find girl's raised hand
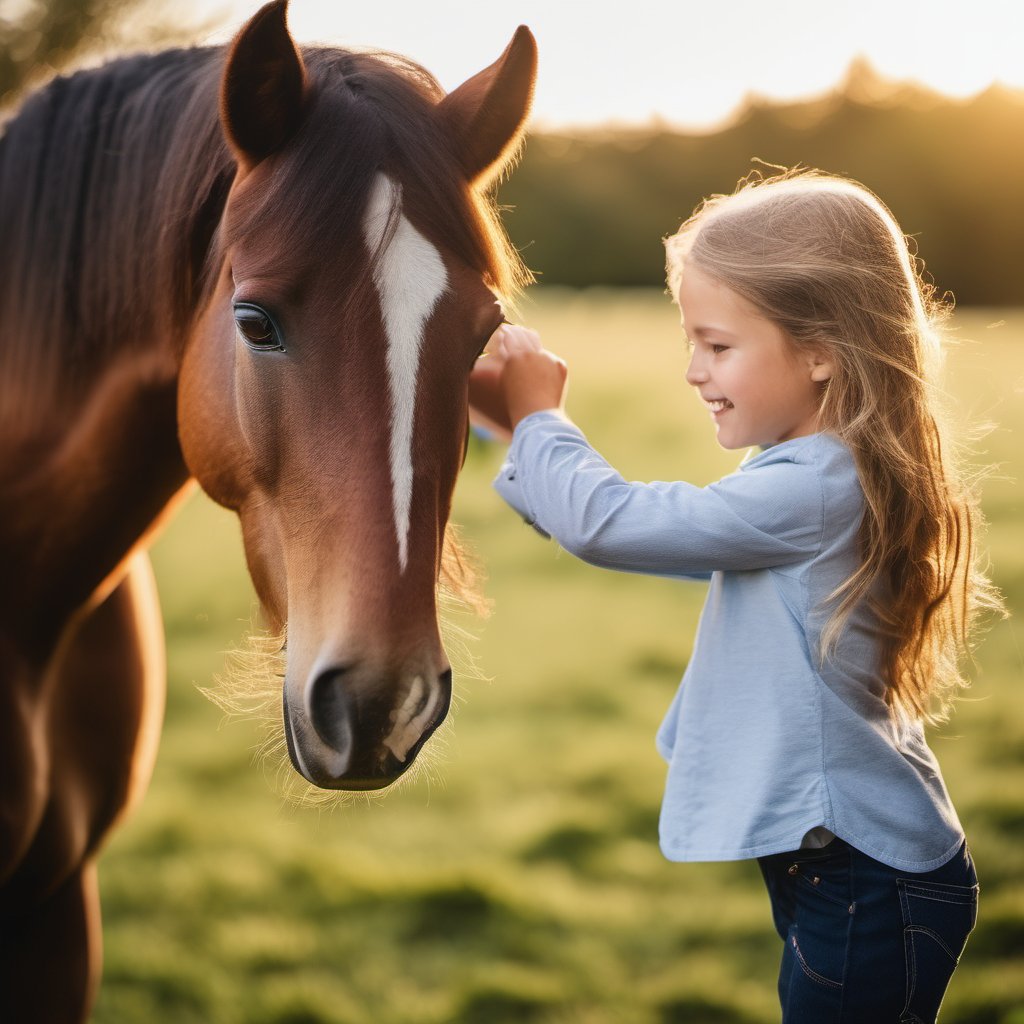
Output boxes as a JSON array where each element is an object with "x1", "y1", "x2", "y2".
[
  {"x1": 468, "y1": 324, "x2": 570, "y2": 440},
  {"x1": 491, "y1": 324, "x2": 569, "y2": 428}
]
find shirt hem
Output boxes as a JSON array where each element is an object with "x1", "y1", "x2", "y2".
[{"x1": 659, "y1": 828, "x2": 966, "y2": 872}]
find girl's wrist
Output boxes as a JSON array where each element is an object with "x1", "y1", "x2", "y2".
[
  {"x1": 508, "y1": 397, "x2": 563, "y2": 429},
  {"x1": 504, "y1": 369, "x2": 568, "y2": 426}
]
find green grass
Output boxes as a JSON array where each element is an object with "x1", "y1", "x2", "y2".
[{"x1": 92, "y1": 291, "x2": 1024, "y2": 1023}]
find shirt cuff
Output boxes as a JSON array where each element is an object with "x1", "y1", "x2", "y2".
[
  {"x1": 492, "y1": 412, "x2": 567, "y2": 538},
  {"x1": 510, "y1": 408, "x2": 571, "y2": 437}
]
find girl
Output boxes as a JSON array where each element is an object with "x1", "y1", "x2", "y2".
[{"x1": 468, "y1": 168, "x2": 1001, "y2": 1021}]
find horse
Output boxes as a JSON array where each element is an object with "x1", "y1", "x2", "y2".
[{"x1": 0, "y1": 2, "x2": 536, "y2": 1018}]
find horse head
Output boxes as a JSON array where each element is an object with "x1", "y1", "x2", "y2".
[{"x1": 178, "y1": 0, "x2": 535, "y2": 790}]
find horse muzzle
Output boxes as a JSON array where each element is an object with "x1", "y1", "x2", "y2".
[{"x1": 282, "y1": 662, "x2": 452, "y2": 790}]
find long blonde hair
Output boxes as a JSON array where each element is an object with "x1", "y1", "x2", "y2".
[{"x1": 665, "y1": 167, "x2": 1002, "y2": 722}]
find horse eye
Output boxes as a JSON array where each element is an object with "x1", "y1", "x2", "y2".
[{"x1": 234, "y1": 303, "x2": 285, "y2": 352}]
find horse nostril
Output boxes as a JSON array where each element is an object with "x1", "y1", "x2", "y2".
[
  {"x1": 382, "y1": 667, "x2": 452, "y2": 764},
  {"x1": 308, "y1": 667, "x2": 355, "y2": 755}
]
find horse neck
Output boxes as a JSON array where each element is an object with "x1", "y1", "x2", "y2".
[
  {"x1": 0, "y1": 46, "x2": 234, "y2": 436},
  {"x1": 0, "y1": 50, "x2": 231, "y2": 631}
]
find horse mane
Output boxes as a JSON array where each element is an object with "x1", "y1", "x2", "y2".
[
  {"x1": 0, "y1": 47, "x2": 230, "y2": 418},
  {"x1": 0, "y1": 41, "x2": 530, "y2": 419}
]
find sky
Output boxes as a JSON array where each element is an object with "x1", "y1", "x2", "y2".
[{"x1": 213, "y1": 0, "x2": 1024, "y2": 131}]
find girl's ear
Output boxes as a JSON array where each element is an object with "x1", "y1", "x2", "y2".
[
  {"x1": 220, "y1": 0, "x2": 307, "y2": 175},
  {"x1": 808, "y1": 348, "x2": 836, "y2": 383},
  {"x1": 436, "y1": 26, "x2": 537, "y2": 188}
]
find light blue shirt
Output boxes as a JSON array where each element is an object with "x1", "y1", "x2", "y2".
[{"x1": 494, "y1": 411, "x2": 965, "y2": 872}]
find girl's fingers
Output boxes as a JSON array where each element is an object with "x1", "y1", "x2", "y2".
[
  {"x1": 483, "y1": 324, "x2": 507, "y2": 355},
  {"x1": 494, "y1": 323, "x2": 543, "y2": 356}
]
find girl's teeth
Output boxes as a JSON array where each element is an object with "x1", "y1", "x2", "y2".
[{"x1": 709, "y1": 399, "x2": 732, "y2": 412}]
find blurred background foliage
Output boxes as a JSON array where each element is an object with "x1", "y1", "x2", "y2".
[
  {"x1": 497, "y1": 63, "x2": 1024, "y2": 304},
  {"x1": 0, "y1": 0, "x2": 219, "y2": 107},
  {"x1": 0, "y1": 0, "x2": 124, "y2": 104}
]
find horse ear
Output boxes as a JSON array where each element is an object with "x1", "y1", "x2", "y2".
[
  {"x1": 437, "y1": 26, "x2": 537, "y2": 188},
  {"x1": 220, "y1": 0, "x2": 307, "y2": 171}
]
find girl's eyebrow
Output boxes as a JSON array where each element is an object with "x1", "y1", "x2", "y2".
[{"x1": 691, "y1": 324, "x2": 736, "y2": 341}]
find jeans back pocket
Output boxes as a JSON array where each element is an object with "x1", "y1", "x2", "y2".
[{"x1": 896, "y1": 877, "x2": 979, "y2": 1022}]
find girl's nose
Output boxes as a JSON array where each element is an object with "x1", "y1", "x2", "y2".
[{"x1": 685, "y1": 352, "x2": 707, "y2": 386}]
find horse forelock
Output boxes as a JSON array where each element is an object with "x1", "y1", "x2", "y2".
[{"x1": 221, "y1": 47, "x2": 528, "y2": 317}]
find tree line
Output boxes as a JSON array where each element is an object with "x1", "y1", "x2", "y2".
[{"x1": 499, "y1": 63, "x2": 1024, "y2": 306}]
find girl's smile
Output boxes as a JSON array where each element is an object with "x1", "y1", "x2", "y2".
[{"x1": 678, "y1": 266, "x2": 832, "y2": 449}]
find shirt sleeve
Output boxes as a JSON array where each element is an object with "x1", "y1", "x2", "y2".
[{"x1": 492, "y1": 411, "x2": 824, "y2": 575}]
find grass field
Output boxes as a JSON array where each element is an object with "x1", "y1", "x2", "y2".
[{"x1": 92, "y1": 290, "x2": 1024, "y2": 1024}]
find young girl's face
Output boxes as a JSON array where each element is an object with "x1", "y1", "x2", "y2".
[{"x1": 678, "y1": 266, "x2": 830, "y2": 449}]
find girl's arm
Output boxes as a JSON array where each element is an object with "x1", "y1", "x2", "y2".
[
  {"x1": 476, "y1": 326, "x2": 825, "y2": 576},
  {"x1": 497, "y1": 412, "x2": 823, "y2": 575},
  {"x1": 491, "y1": 426, "x2": 715, "y2": 582}
]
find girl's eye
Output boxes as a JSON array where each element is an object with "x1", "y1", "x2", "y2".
[
  {"x1": 711, "y1": 344, "x2": 728, "y2": 354},
  {"x1": 234, "y1": 303, "x2": 286, "y2": 352}
]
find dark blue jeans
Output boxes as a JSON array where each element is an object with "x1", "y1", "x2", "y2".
[{"x1": 757, "y1": 837, "x2": 978, "y2": 1023}]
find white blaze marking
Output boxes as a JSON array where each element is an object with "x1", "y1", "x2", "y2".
[{"x1": 362, "y1": 174, "x2": 448, "y2": 572}]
